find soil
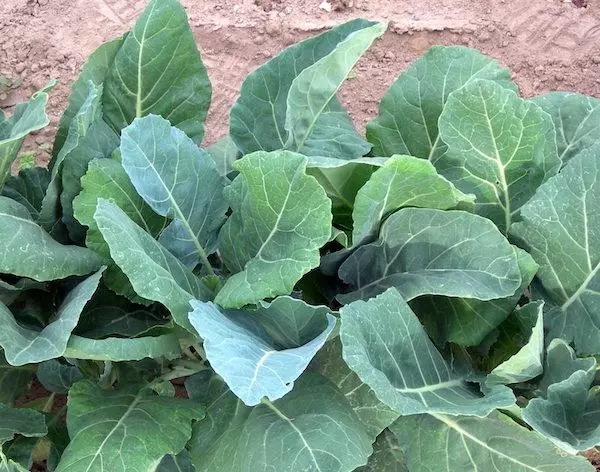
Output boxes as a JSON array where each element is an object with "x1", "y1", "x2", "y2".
[{"x1": 2, "y1": 0, "x2": 600, "y2": 165}]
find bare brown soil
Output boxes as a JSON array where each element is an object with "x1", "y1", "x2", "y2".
[{"x1": 2, "y1": 0, "x2": 600, "y2": 164}]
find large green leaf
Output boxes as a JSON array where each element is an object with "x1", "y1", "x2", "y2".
[
  {"x1": 74, "y1": 157, "x2": 166, "y2": 300},
  {"x1": 536, "y1": 338, "x2": 596, "y2": 393},
  {"x1": 533, "y1": 92, "x2": 600, "y2": 164},
  {"x1": 510, "y1": 150, "x2": 600, "y2": 354},
  {"x1": 436, "y1": 79, "x2": 560, "y2": 233},
  {"x1": 102, "y1": 0, "x2": 210, "y2": 143},
  {"x1": 312, "y1": 337, "x2": 399, "y2": 438},
  {"x1": 355, "y1": 429, "x2": 407, "y2": 472},
  {"x1": 55, "y1": 381, "x2": 204, "y2": 472},
  {"x1": 230, "y1": 19, "x2": 379, "y2": 158},
  {"x1": 522, "y1": 339, "x2": 600, "y2": 452},
  {"x1": 340, "y1": 288, "x2": 515, "y2": 416},
  {"x1": 366, "y1": 46, "x2": 515, "y2": 159},
  {"x1": 120, "y1": 115, "x2": 227, "y2": 269},
  {"x1": 0, "y1": 83, "x2": 53, "y2": 187},
  {"x1": 1, "y1": 167, "x2": 50, "y2": 220},
  {"x1": 216, "y1": 151, "x2": 332, "y2": 308},
  {"x1": 486, "y1": 301, "x2": 544, "y2": 385},
  {"x1": 0, "y1": 269, "x2": 103, "y2": 366},
  {"x1": 188, "y1": 300, "x2": 335, "y2": 405},
  {"x1": 186, "y1": 372, "x2": 372, "y2": 472},
  {"x1": 351, "y1": 155, "x2": 473, "y2": 246},
  {"x1": 338, "y1": 208, "x2": 522, "y2": 304},
  {"x1": 93, "y1": 199, "x2": 211, "y2": 332},
  {"x1": 283, "y1": 22, "x2": 384, "y2": 156},
  {"x1": 0, "y1": 197, "x2": 101, "y2": 280},
  {"x1": 52, "y1": 37, "x2": 123, "y2": 163},
  {"x1": 63, "y1": 333, "x2": 182, "y2": 361},
  {"x1": 412, "y1": 247, "x2": 538, "y2": 347},
  {"x1": 391, "y1": 412, "x2": 593, "y2": 471}
]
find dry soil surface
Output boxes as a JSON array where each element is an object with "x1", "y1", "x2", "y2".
[{"x1": 1, "y1": 0, "x2": 600, "y2": 164}]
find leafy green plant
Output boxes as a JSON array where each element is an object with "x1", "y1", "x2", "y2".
[{"x1": 1, "y1": 0, "x2": 599, "y2": 470}]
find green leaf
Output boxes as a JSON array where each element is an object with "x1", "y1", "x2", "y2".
[
  {"x1": 188, "y1": 300, "x2": 335, "y2": 405},
  {"x1": 355, "y1": 429, "x2": 408, "y2": 472},
  {"x1": 75, "y1": 303, "x2": 164, "y2": 339},
  {"x1": 537, "y1": 338, "x2": 596, "y2": 393},
  {"x1": 55, "y1": 381, "x2": 204, "y2": 472},
  {"x1": 437, "y1": 79, "x2": 560, "y2": 233},
  {"x1": 338, "y1": 208, "x2": 522, "y2": 304},
  {"x1": 0, "y1": 269, "x2": 103, "y2": 366},
  {"x1": 391, "y1": 412, "x2": 594, "y2": 472},
  {"x1": 60, "y1": 119, "x2": 119, "y2": 242},
  {"x1": 510, "y1": 150, "x2": 600, "y2": 354},
  {"x1": 102, "y1": 0, "x2": 211, "y2": 143},
  {"x1": 186, "y1": 372, "x2": 372, "y2": 472},
  {"x1": 522, "y1": 339, "x2": 600, "y2": 452},
  {"x1": 63, "y1": 334, "x2": 182, "y2": 361},
  {"x1": 0, "y1": 83, "x2": 52, "y2": 187},
  {"x1": 93, "y1": 198, "x2": 211, "y2": 332},
  {"x1": 52, "y1": 36, "x2": 123, "y2": 163},
  {"x1": 312, "y1": 337, "x2": 399, "y2": 438},
  {"x1": 340, "y1": 288, "x2": 515, "y2": 416},
  {"x1": 1, "y1": 167, "x2": 50, "y2": 220},
  {"x1": 230, "y1": 19, "x2": 379, "y2": 158},
  {"x1": 2, "y1": 436, "x2": 38, "y2": 472},
  {"x1": 157, "y1": 450, "x2": 195, "y2": 472},
  {"x1": 412, "y1": 247, "x2": 538, "y2": 347},
  {"x1": 0, "y1": 404, "x2": 46, "y2": 444},
  {"x1": 366, "y1": 45, "x2": 515, "y2": 159},
  {"x1": 0, "y1": 353, "x2": 33, "y2": 404},
  {"x1": 36, "y1": 360, "x2": 83, "y2": 394},
  {"x1": 351, "y1": 154, "x2": 474, "y2": 245},
  {"x1": 39, "y1": 81, "x2": 103, "y2": 235},
  {"x1": 216, "y1": 151, "x2": 332, "y2": 308},
  {"x1": 283, "y1": 22, "x2": 385, "y2": 156},
  {"x1": 486, "y1": 301, "x2": 544, "y2": 385},
  {"x1": 74, "y1": 157, "x2": 166, "y2": 300},
  {"x1": 532, "y1": 92, "x2": 600, "y2": 164},
  {"x1": 120, "y1": 115, "x2": 227, "y2": 269}
]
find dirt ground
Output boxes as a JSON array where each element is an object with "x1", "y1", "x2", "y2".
[{"x1": 1, "y1": 0, "x2": 600, "y2": 164}]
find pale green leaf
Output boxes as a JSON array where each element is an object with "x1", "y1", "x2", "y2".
[
  {"x1": 351, "y1": 154, "x2": 474, "y2": 245},
  {"x1": 510, "y1": 150, "x2": 600, "y2": 354},
  {"x1": 0, "y1": 84, "x2": 52, "y2": 187},
  {"x1": 207, "y1": 135, "x2": 239, "y2": 178},
  {"x1": 186, "y1": 372, "x2": 372, "y2": 472},
  {"x1": 523, "y1": 339, "x2": 600, "y2": 452},
  {"x1": 93, "y1": 199, "x2": 211, "y2": 332},
  {"x1": 340, "y1": 288, "x2": 515, "y2": 416},
  {"x1": 230, "y1": 19, "x2": 378, "y2": 158},
  {"x1": 437, "y1": 79, "x2": 560, "y2": 233},
  {"x1": 103, "y1": 0, "x2": 211, "y2": 143},
  {"x1": 532, "y1": 92, "x2": 600, "y2": 164},
  {"x1": 486, "y1": 301, "x2": 544, "y2": 385},
  {"x1": 338, "y1": 208, "x2": 522, "y2": 304},
  {"x1": 391, "y1": 412, "x2": 593, "y2": 471},
  {"x1": 367, "y1": 45, "x2": 516, "y2": 159},
  {"x1": 188, "y1": 300, "x2": 335, "y2": 405},
  {"x1": 0, "y1": 269, "x2": 103, "y2": 366},
  {"x1": 216, "y1": 151, "x2": 332, "y2": 308},
  {"x1": 55, "y1": 381, "x2": 204, "y2": 472},
  {"x1": 120, "y1": 115, "x2": 227, "y2": 269},
  {"x1": 63, "y1": 334, "x2": 182, "y2": 361}
]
